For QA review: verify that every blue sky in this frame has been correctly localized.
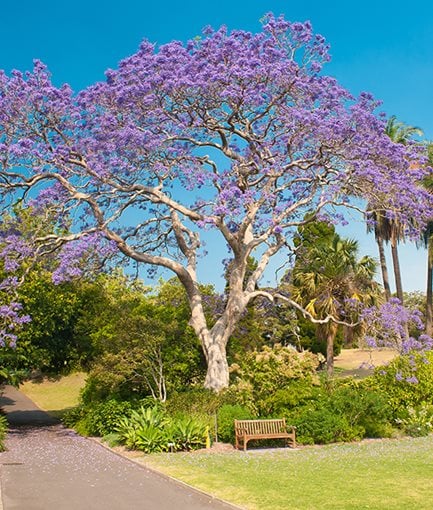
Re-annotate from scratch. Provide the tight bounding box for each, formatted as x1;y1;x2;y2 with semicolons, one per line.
1;0;432;292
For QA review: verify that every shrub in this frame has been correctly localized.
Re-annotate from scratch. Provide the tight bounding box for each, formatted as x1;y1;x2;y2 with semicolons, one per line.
327;381;393;438
395;405;433;437
167;415;208;451
62;405;86;429
230;344;321;415
63;400;132;436
165;388;225;417
115;405;208;452
372;351;433;416
80;354;149;404
0;414;7;451
259;380;322;417
287;404;363;444
283;380;394;444
217;404;255;443
131;425;169;453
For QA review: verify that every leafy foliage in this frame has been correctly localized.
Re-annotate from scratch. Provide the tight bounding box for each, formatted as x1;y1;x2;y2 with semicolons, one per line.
0;414;7;451
216;404;255;443
230;344;321;415
285;381;393;444
78;277;207;403
395;405;433;437
114;405;208;453
372;351;433;415
63;399;133;437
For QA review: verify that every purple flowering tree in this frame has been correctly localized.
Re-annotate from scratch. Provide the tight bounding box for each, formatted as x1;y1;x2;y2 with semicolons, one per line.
362;298;433;355
0;15;432;390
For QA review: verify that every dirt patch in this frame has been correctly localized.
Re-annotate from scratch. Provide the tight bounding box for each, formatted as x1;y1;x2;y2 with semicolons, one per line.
334;348;397;371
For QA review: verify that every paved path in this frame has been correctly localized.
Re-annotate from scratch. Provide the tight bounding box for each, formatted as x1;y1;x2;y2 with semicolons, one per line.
0;386;240;510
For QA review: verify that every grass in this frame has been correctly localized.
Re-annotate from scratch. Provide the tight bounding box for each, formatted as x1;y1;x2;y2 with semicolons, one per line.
143;436;433;509
19;372;86;418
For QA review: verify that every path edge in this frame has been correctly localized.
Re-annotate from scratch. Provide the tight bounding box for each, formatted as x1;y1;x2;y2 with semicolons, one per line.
87;435;245;510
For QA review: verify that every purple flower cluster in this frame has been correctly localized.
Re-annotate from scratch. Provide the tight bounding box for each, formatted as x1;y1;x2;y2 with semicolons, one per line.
0;303;31;347
362;298;433;354
52;233;117;284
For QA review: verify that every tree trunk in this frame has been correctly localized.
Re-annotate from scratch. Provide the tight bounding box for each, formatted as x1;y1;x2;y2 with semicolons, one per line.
391;240;404;303
326;329;335;377
343;324;354;347
426;238;433;336
377;237;391;301
203;341;229;392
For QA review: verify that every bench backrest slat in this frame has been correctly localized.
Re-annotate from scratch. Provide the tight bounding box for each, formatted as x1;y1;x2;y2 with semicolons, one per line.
235;419;287;435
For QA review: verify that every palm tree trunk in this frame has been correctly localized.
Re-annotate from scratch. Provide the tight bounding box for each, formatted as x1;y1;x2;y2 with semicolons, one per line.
325;324;338;377
391;240;404;303
426;237;433;336
377;237;391;301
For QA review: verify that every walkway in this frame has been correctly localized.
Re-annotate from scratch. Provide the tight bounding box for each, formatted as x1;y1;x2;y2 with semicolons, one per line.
0;386;240;510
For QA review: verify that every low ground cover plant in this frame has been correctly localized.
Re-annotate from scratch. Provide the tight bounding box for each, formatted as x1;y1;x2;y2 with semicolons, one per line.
64;399;209;453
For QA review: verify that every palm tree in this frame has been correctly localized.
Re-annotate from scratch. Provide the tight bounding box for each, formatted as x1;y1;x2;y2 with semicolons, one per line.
367;116;423;303
290;234;380;376
421;143;433;335
422;222;433;336
385;115;423;145
366;210;392;301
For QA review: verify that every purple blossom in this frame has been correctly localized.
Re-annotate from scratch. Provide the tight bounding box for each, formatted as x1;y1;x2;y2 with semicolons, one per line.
361;299;433;355
0;13;432;369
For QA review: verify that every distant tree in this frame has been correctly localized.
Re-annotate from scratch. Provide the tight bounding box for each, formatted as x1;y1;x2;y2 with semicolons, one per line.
367;116;424;303
421;143;433;335
289;228;380;375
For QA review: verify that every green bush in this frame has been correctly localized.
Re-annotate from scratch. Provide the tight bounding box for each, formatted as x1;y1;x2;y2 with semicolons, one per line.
167;415;208;451
283;380;394;444
165;388;225;417
259;380;322;417
115;405;208;452
62;405;87;429
131;425;169;453
63;400;132;436
217;404;255;443
395;405;433;437
288;403;363;444
0;414;7;451
372;352;433;417
327;382;393;438
80;355;149;404
230;344;321;415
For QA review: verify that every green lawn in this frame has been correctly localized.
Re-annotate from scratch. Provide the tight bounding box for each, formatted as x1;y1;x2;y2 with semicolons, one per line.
144;437;433;510
19;372;86;418
16;364;433;509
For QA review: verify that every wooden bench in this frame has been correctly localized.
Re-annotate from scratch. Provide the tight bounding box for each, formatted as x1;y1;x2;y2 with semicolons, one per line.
234;418;296;451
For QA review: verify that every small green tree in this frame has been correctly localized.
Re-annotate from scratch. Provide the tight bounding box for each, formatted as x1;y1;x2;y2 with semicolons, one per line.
81;277;207;402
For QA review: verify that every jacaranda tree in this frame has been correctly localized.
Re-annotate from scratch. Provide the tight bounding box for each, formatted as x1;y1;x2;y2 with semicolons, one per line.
0;15;431;390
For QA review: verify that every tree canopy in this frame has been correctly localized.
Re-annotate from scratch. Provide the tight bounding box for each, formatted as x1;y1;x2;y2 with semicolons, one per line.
0;14;432;390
